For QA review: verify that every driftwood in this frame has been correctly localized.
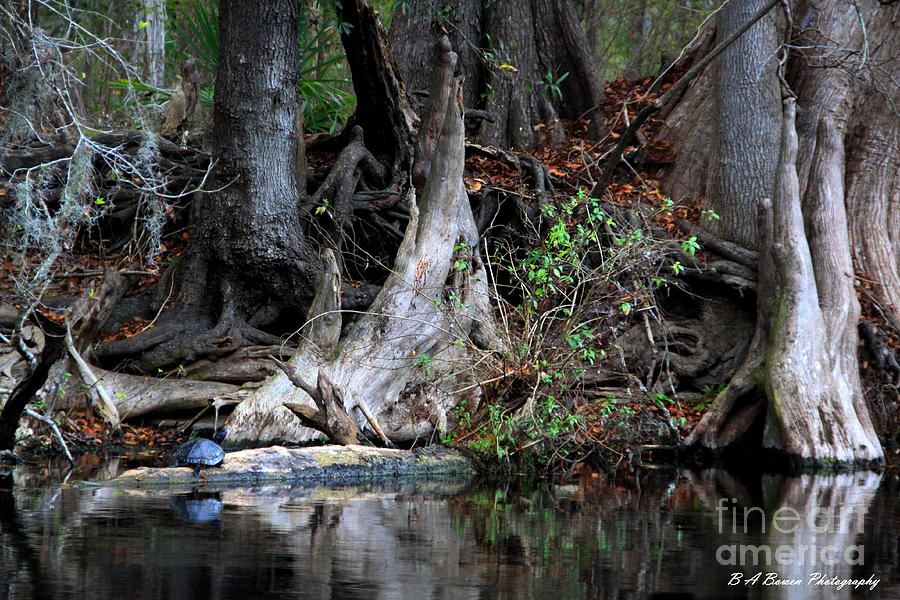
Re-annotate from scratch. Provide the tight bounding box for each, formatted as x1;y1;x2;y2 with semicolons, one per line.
272;358;366;446
62;368;238;420
60;270;137;428
0;275;223;443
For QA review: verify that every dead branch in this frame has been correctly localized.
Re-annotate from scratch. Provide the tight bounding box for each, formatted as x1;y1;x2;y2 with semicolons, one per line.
269;356;366;445
0;316;66;451
354;401;394;448
24;407;74;465
64;326;120;429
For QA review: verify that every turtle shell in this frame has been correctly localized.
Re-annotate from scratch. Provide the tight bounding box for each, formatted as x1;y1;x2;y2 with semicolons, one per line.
174;438;225;468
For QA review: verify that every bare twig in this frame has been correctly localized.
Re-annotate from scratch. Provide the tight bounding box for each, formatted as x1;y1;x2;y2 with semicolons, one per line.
64;325;120;429
24;408;74;465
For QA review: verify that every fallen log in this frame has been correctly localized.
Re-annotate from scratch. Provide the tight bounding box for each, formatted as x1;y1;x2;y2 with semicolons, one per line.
55;368;239;419
97;444;475;487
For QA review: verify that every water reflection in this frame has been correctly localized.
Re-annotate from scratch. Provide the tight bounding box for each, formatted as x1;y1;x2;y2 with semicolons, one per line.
681;470;891;600
0;466;897;599
171;490;224;526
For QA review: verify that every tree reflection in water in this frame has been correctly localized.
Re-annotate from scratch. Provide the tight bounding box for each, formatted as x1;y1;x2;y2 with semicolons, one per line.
0;465;896;599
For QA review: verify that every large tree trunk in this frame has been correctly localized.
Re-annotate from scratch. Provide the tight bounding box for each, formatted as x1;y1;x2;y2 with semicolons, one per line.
704;0;782;249
339;0;417;175
91;2;495;448
666;0;894;466
223;50;499;445
790;0;900;330
652;0;782;250
389;0;605;148
758;100;880;462
96;0;321;369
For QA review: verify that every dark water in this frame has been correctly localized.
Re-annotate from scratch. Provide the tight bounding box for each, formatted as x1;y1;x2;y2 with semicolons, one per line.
1;460;898;599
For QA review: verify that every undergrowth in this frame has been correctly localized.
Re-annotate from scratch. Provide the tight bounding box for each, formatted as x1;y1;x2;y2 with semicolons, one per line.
442;189;692;471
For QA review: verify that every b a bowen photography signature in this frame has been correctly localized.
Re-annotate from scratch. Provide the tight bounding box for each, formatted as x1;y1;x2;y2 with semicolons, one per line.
715;497;882;592
728;572;881;591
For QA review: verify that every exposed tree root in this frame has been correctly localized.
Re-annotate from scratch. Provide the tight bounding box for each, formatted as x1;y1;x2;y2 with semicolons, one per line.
684;100;884;466
222;61;503;445
676;220;759;269
181;345;288;384
94;248;302;370
306;125;388;257
95;305;281;370
682;336;765;451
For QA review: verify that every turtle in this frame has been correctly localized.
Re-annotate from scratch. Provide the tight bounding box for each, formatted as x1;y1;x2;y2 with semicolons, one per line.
174;429;227;477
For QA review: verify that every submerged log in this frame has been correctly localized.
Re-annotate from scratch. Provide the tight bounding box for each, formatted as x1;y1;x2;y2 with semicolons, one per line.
98;444;475;487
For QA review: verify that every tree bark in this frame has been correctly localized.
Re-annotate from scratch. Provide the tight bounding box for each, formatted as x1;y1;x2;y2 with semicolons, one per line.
650;23;717;204
661;1;899;324
389;0;484;110
389;0;605;149
339;0;417;175
789;0;900;328
672;0;894;466
759;100;880;463
96;0;321;369
704;0;782;249
137;0;166;87
222;66;499;446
